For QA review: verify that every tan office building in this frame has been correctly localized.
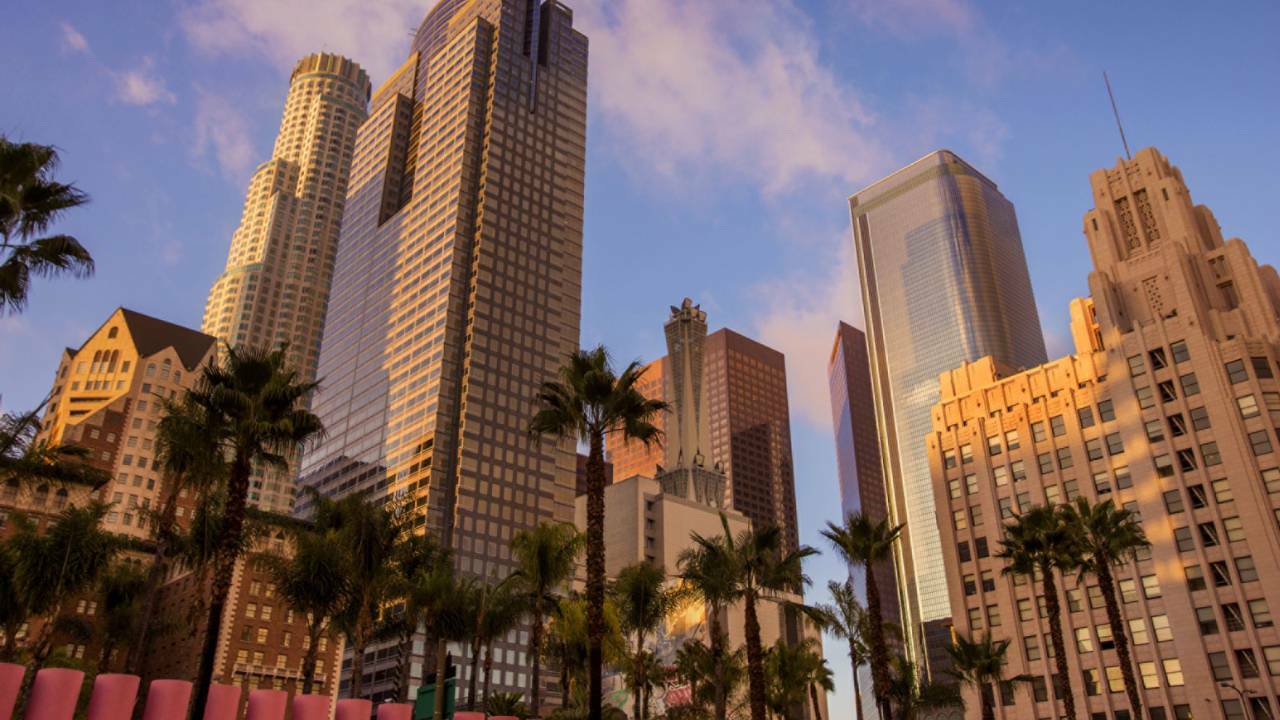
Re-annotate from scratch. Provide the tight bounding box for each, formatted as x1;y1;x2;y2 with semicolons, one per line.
298;0;589;704
930;148;1280;720
202;52;371;514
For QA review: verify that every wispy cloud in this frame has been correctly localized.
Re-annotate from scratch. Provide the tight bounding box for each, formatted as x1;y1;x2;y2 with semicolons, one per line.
179;0;422;82
115;58;176;106
192;89;256;182
578;0;890;196
59;21;89;53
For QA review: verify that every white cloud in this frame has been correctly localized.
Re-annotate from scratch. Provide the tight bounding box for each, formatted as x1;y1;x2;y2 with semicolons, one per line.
179;0;422;83
578;0;890;195
192;89;256;181
115;58;176;106
842;0;977;37
59;21;89;53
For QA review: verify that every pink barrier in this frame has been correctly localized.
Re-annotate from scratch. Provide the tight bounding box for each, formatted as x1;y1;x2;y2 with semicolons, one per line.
244;689;287;720
202;683;242;720
292;694;330;720
336;699;372;720
489;717;520;720
453;713;485;720
142;679;192;720
24;668;84;720
375;704;412;720
0;664;25;720
86;674;140;720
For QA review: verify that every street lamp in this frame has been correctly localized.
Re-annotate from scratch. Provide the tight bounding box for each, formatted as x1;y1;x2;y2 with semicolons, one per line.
1219;682;1255;720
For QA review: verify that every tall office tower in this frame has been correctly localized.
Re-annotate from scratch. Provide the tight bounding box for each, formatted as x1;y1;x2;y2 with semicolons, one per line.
611;324;801;552
201;53;370;514
930;148;1280;719
850;150;1048;673
297;0;588;704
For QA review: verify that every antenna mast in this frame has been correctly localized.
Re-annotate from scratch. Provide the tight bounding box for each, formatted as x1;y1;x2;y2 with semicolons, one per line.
1104;71;1132;160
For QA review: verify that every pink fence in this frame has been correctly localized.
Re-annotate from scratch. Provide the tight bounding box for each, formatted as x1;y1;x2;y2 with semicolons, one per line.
0;664;415;720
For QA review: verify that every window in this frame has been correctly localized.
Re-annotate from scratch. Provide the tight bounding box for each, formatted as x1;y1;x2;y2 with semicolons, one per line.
1237;556;1260;582
1265;646;1280;675
1163;658;1184;686
1078;407;1095;428
1115;465;1132;488
994;466;1009;486
944;449;957;468
981;570;995;592
1032;421;1047;443
1050;415;1066;437
1158;380;1177;403
971;505;984;527
1030;677;1048;703
1086;438;1104;461
1170;340;1190;363
1152;614;1172;641
968;606;983;630
1251;599;1274;628
1149;347;1169;369
1199;522;1220;547
1239;394;1261;418
1136;385;1155;409
1250;430;1274;456
949;479;962;499
1145;419;1165;442
1011;460;1026;482
999;497;1014;519
1185;564;1206;591
1045;484;1061;504
1140;661;1159;689
953;509;967;530
1196;606;1218;635
1212;560;1233;587
1224;602;1246;632
1224;516;1245;542
1129;618;1149;645
1083;668;1101;696
1154;454;1174;477
1202;442;1222;467
1105;664;1124;693
960;444;973;463
1092;471;1111;495
1179;372;1200;396
1038;453;1053;474
963;574;977;596
1088;584;1106;609
1118;579;1138;604
1163;490;1184;514
1141;574;1161;598
988;435;1002;456
966;474;978;495
1265;468;1280;493
987;604;1001;627
1188;484;1208;508
1128;355;1146;376
1226;359;1249;384
1098;399;1115;422
256;627;268;643
1056;447;1073;469
1253;356;1275;379
1097;623;1115;650
1190;406;1211;430
957;542;971;563
1005;429;1020;450
1018;598;1033;622
1174;527;1194;552
975;537;989;558
1067;587;1083;612
1177;448;1198;471
1209;651;1231;681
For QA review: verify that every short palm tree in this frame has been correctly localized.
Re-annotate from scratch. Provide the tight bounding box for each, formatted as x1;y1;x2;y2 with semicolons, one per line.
410;565;477;720
95;562;147;673
0;136;93;314
821;513;901;720
388;530;451;702
530;345;667;720
467;577;525;710
187;344;323;710
884;656;961;720
266;522;349;693
613;561;681;720
487;692;532;718
946;632;1027;720
1061;497;1149;719
677;530;740;720
0;407;110;490
997;505;1081;720
511;521;584;714
815;580;871;720
764;637;832;720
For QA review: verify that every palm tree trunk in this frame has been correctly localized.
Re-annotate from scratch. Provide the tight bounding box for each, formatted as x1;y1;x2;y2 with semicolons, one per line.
1096;562;1141;719
710;604;727;720
351;618;370;699
468;637;483;710
395;624;414;702
586;432;607;720
1041;563;1076;720
301;626;322;695
193;448;252;712
862;558;893;720
743;592;768;720
433;640;449;720
808;682;823;720
98;641;117;674
126;476;182;673
483;638;496;708
848;641;863;720
633;629;645;720
531;608;544;714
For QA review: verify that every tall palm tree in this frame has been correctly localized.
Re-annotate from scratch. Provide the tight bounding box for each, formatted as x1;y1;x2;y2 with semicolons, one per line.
187;344;323;711
997;505;1081;720
95;562;147;673
815;580;871;720
677;530;740;720
1061;498;1149;719
673;638;746;719
764;638;832;720
467;577;524;710
884;657;961;720
612;561;681;720
388;530;451;702
946;632;1026;720
546;595;627;711
266;522;350;694
511;521;584;714
410;565;477;720
530;345;667;720
0;136;93;314
820;513;901;720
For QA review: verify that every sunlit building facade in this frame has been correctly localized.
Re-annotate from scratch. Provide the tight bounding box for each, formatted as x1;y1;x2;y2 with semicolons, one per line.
931;148;1280;719
850;150;1048;672
298;0;588;705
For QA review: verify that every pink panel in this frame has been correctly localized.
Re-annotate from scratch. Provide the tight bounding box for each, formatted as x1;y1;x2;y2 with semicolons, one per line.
244;689;287;720
0;663;25;720
291;694;330;720
141;680;192;720
86;674;140;720
335;699;372;720
374;703;412;720
24;668;84;720
489;716;520;720
453;712;486;720
201;683;242;720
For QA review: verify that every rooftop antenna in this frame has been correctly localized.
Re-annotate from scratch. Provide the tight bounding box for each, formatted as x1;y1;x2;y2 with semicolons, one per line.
1103;71;1132;160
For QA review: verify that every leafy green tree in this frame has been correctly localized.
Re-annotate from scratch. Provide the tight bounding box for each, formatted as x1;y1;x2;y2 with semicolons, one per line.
1060;497;1150;719
266;521;349;693
467;578;524;710
512;521;584;714
997;505;1082;720
612;561;681;720
187;345;324;711
764;637;832;720
820;513;901;720
945;633;1027;720
0;136;93;313
96;562;147;673
813;580;872;720
884;657;961;720
530;345;667;720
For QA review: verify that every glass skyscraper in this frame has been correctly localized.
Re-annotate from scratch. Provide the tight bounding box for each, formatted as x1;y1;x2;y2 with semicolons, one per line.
298;0;588;704
849;150;1047;674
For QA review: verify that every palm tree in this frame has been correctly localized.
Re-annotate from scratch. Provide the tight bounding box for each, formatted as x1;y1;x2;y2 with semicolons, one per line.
388;531;451;702
474;580;526;709
546;595;628;711
511;521;584;715
814;580;871;720
95;562;147;673
187;345;323;711
1060;498;1149;719
624;650;668;720
673;639;746;720
487;692;532;718
764;638;832;720
530;345;667;720
884;657;961;720
0;136;93;313
946;632;1027;720
410;565;477;720
677;530;739;720
266;522;349;693
0;407;110;490
997;505;1081;720
612;561;681;720
820;513;900;720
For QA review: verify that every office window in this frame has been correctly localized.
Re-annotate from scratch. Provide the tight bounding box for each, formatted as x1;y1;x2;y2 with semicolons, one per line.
1163;490;1184;514
1128;355;1146;376
1264;468;1280;493
1154;454;1174;477
1005;429;1020;450
1129;618;1149;645
1092;471;1111;495
1158;380;1177;403
1038;453;1053;474
1086;438;1104;461
993;465;1008;486
1067;587;1084;613
971;504;984;527
1170;340;1189;363
1139;661;1159;689
949;479;962;499
1088;584;1106;609
1136;385;1155;409
1209;651;1232;681
944;449;957;469
1265;646;1280;675
1163;658;1184;686
988;435;1002;456
1253;356;1275;379
1083;668;1101;696
1141;574;1161;598
1106;665;1124;692
1196;606;1218;635
1226;359;1249;384
1032;421;1047;443
1179;371;1200;396
987;604;1001;627
1030;677;1048;703
1152;614;1172;641
1212;560;1233;587
1199;522;1220;547
957;542;971;563
963;574;977;596
1237;556;1260;582
1185;564;1205;591
1018;599;1033;622
1098;399;1116;422
1224;602;1246;632
1239;394;1262;418
1011;460;1027;482
1078;407;1095;428
1024;634;1040;661
1250;430;1273;456
1177;448;1197;472
1050;415;1066;437
1224;516;1245;542
1097;623;1114;650
966;474;978;495
998;497;1013;519
1201;442;1222;467
1145;419;1165;442
1149;347;1169;369
1057;447;1073;469
1251;599;1274;628
961;444;974;464
975;537;989;558
968;606;983;630
1174;527;1194;552
1188;483;1208;508
953;509;967;530
1115;465;1132;488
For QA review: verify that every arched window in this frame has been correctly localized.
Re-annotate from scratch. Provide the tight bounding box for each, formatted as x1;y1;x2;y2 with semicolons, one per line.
160;359;171;380
108;350;120;373
34;484;49;507
53;488;69;509
107;327;118;339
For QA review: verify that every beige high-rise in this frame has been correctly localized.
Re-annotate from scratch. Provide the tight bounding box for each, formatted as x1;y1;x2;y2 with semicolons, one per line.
201;53;370;513
930;148;1280;720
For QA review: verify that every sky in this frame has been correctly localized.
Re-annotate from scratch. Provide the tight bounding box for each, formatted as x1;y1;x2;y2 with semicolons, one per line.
3;0;1279;715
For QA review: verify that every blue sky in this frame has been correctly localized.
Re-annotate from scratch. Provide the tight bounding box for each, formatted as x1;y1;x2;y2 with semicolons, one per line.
2;0;1278;715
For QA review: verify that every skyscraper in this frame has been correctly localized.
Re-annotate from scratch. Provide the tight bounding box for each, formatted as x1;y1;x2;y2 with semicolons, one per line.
202;52;371;513
850;150;1047;672
930;147;1280;719
298;0;588;704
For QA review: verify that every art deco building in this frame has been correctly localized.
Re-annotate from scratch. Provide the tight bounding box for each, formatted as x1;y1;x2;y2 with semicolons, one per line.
297;0;588;704
608;324;801;552
930;148;1280;719
850;150;1048;672
201;52;371;514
